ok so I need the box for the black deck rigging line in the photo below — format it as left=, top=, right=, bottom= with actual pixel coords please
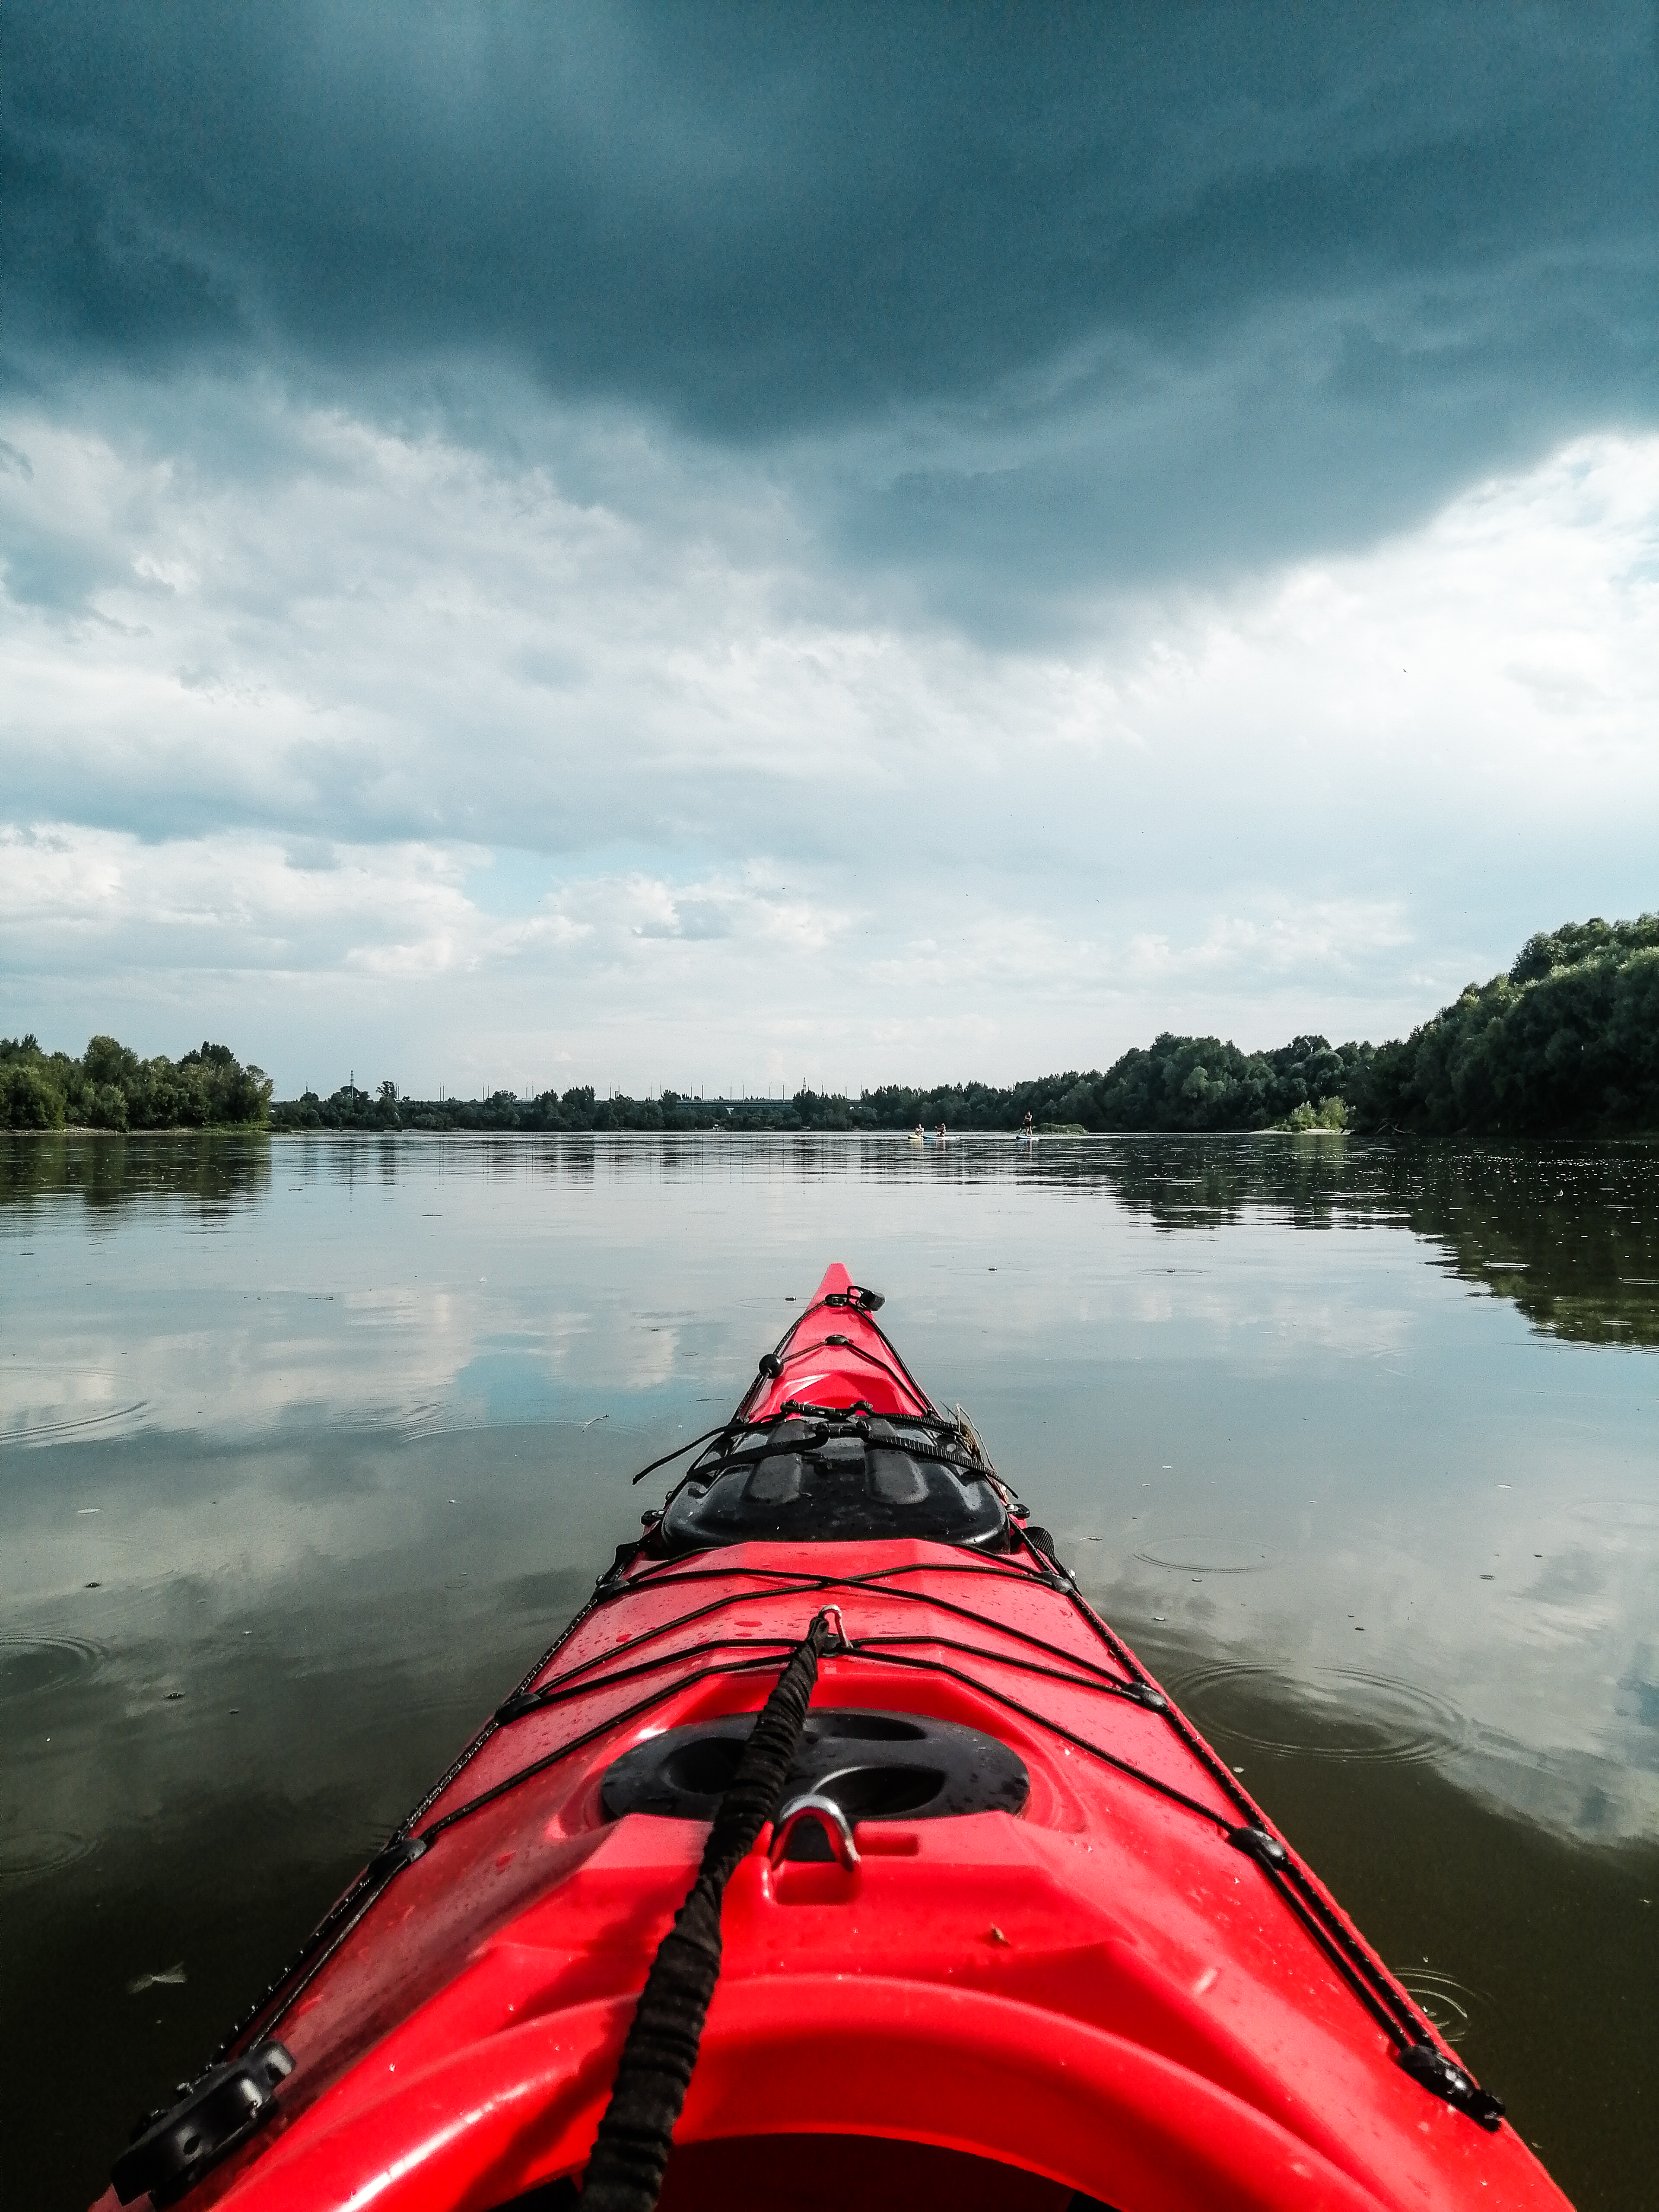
left=762, top=1335, right=929, bottom=1407
left=438, top=1634, right=1231, bottom=1854
left=833, top=1645, right=1233, bottom=1832
left=576, top=1542, right=1438, bottom=2061
left=627, top=1421, right=739, bottom=1487
left=582, top=1611, right=838, bottom=2212
left=516, top=1564, right=1131, bottom=1704
left=573, top=1546, right=1439, bottom=2041
left=1042, top=1557, right=1433, bottom=2052
left=514, top=1621, right=1423, bottom=2062
left=495, top=1628, right=1153, bottom=1732
left=226, top=1590, right=1229, bottom=2059
left=209, top=1578, right=614, bottom=2066
left=1270, top=1857, right=1420, bottom=2048
left=222, top=1652, right=793, bottom=2053
left=733, top=1295, right=936, bottom=1425
left=685, top=1424, right=985, bottom=1484
left=475, top=1623, right=1429, bottom=2060
left=209, top=1539, right=1442, bottom=2109
left=603, top=1551, right=1058, bottom=1608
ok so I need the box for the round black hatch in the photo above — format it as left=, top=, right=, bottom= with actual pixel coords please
left=600, top=1708, right=1029, bottom=1828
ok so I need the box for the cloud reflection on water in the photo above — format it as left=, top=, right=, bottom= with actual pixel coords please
left=2, top=1126, right=1654, bottom=1853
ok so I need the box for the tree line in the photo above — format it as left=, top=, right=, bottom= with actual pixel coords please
left=0, top=1036, right=272, bottom=1131
left=7, top=914, right=1655, bottom=1138
left=263, top=1034, right=1364, bottom=1137
left=266, top=913, right=1659, bottom=1138
left=1361, top=915, right=1659, bottom=1136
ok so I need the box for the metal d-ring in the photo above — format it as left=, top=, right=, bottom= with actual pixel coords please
left=816, top=1605, right=849, bottom=1651
left=769, top=1792, right=861, bottom=1869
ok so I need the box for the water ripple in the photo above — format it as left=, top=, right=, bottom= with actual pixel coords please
left=0, top=1828, right=97, bottom=1884
left=0, top=1401, right=148, bottom=1447
left=1395, top=1965, right=1485, bottom=2044
left=1168, top=1662, right=1469, bottom=1766
left=0, top=1634, right=107, bottom=1699
left=1134, top=1534, right=1275, bottom=1574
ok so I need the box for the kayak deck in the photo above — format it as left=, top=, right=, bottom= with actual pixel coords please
left=94, top=1268, right=1569, bottom=2212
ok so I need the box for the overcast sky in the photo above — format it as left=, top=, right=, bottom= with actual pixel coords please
left=3, top=3, right=1655, bottom=1097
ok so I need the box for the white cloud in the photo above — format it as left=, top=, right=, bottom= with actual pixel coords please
left=3, top=379, right=1656, bottom=1090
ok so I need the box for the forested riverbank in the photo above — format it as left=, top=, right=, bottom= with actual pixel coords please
left=0, top=1035, right=271, bottom=1131
left=267, top=913, right=1657, bottom=1138
left=1363, top=916, right=1659, bottom=1135
left=6, top=913, right=1655, bottom=1138
left=269, top=1032, right=1364, bottom=1137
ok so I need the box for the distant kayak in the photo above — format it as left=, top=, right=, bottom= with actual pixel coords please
left=97, top=1263, right=1567, bottom=2212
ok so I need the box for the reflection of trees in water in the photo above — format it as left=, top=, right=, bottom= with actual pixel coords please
left=0, top=1131, right=273, bottom=1213
left=5, top=1128, right=1652, bottom=1347
left=1060, top=1136, right=1659, bottom=1350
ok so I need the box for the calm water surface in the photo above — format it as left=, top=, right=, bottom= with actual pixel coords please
left=3, top=1131, right=1656, bottom=2209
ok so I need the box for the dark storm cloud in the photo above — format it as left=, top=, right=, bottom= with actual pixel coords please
left=2, top=1, right=1654, bottom=613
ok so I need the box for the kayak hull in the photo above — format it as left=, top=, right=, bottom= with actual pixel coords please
left=90, top=1268, right=1570, bottom=2212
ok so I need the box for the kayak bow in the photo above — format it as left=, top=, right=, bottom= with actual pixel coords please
left=98, top=1264, right=1570, bottom=2212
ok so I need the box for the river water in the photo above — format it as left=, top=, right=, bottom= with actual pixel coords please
left=3, top=1130, right=1655, bottom=2209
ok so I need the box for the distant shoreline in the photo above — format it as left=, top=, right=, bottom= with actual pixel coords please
left=12, top=1123, right=1657, bottom=1147
left=6, top=914, right=1656, bottom=1140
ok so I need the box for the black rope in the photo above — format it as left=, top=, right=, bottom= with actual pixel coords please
left=581, top=1610, right=839, bottom=2212
left=599, top=1552, right=1056, bottom=1612
left=477, top=1614, right=1436, bottom=2062
left=628, top=1422, right=737, bottom=1487
left=683, top=1423, right=982, bottom=1491
left=534, top=1557, right=1083, bottom=1711
left=837, top=1644, right=1232, bottom=1831
left=763, top=1335, right=930, bottom=1409
left=209, top=1579, right=613, bottom=2065
left=498, top=1548, right=1440, bottom=2065
left=732, top=1296, right=938, bottom=1425
left=501, top=1604, right=1138, bottom=1722
left=1050, top=1567, right=1434, bottom=2052
left=208, top=1534, right=1449, bottom=2115
left=218, top=1651, right=787, bottom=2054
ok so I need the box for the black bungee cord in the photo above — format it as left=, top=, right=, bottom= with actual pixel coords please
left=581, top=1608, right=843, bottom=2212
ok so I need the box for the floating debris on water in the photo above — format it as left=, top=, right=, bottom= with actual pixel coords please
left=127, top=1963, right=186, bottom=1995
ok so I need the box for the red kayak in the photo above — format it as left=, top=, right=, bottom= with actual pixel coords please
left=99, top=1265, right=1570, bottom=2212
